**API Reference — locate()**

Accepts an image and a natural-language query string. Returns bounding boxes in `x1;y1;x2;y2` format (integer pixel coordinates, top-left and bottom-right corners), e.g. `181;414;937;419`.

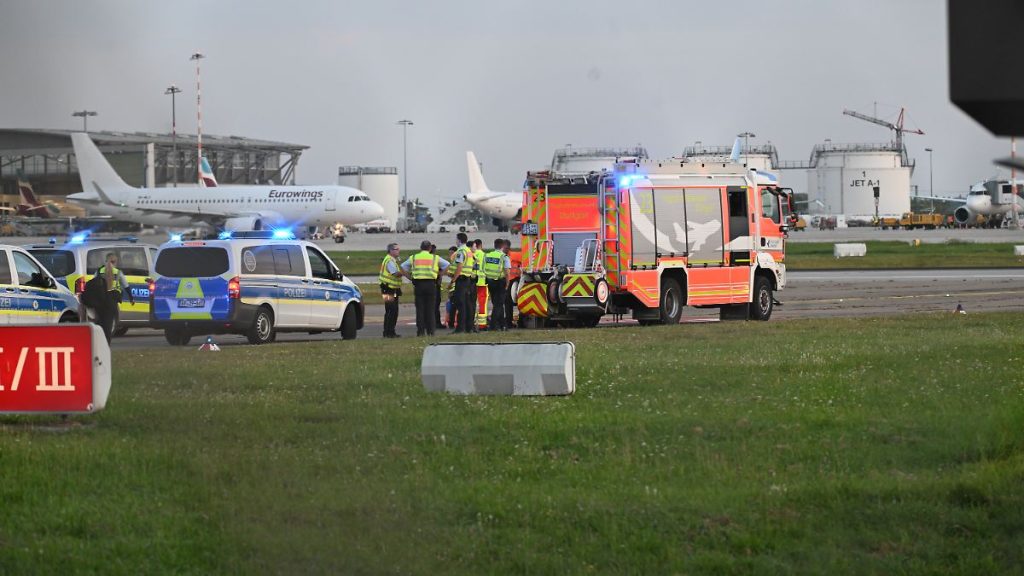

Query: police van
0;244;81;324
150;231;363;345
25;235;158;336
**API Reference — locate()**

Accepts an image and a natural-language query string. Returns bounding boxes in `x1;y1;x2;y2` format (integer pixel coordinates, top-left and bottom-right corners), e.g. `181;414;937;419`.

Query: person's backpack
81;274;107;308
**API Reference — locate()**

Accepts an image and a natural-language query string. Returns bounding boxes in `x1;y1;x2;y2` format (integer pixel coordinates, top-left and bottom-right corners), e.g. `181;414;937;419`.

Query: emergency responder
483;238;511;331
95;251;134;343
430;244;443;329
401;240;449;336
451;233;475;334
501;238;515;329
378;242;405;338
445;245;458;328
472;238;488;330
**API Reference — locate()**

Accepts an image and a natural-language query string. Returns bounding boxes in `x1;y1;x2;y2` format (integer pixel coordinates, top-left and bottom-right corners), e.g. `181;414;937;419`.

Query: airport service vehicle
330;223;347;243
25;235;158;335
898;212;945;230
0;244;80;325
426;221;479;234
149;231;364;346
66;133;385;232
515;159;790;327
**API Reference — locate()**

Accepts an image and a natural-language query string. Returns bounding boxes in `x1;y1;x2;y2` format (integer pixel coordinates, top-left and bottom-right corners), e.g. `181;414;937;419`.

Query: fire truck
514;158;791;327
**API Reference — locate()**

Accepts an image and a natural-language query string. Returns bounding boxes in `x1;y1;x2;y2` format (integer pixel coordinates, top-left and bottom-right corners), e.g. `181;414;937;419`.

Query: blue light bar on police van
169;233;183;242
271;229;294;239
218;231;233;240
69;233;87;244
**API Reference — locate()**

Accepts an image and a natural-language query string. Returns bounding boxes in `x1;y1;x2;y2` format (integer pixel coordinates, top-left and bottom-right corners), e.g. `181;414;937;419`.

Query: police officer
502;238;515;329
430;243;443;329
451;232;475;334
95;252;134;343
401;240;449;336
483;238;511;331
378;242;405;338
472;238;487;330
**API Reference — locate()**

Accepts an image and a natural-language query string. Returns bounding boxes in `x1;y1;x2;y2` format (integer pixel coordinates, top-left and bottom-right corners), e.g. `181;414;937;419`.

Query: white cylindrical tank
338;166;399;229
806;146;911;219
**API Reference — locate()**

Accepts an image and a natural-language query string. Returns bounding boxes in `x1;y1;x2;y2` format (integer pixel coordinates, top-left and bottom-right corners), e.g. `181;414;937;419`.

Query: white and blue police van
0;244;81;324
149;231;363;345
24;234;159;336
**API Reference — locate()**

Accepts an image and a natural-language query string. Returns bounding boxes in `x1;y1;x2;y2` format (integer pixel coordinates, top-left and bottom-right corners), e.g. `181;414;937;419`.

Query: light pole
737;131;755;166
165;85;182;187
190;52;205;185
396;119;413;209
72;110;97;132
924;147;934;212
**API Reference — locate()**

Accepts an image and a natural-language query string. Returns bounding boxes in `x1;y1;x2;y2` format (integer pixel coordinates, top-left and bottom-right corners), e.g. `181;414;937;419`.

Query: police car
150;231;363;345
0;244;81;324
25;235;158;336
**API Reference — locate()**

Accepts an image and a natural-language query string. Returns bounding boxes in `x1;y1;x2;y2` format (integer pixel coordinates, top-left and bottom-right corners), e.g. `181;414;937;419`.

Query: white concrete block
834;243;867;258
1014;245;1024;257
422;342;575;396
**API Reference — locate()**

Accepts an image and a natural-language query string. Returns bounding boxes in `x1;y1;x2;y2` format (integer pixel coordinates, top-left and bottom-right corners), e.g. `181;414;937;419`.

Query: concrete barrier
834;243;867;258
1014;245;1024;257
422;342;575;396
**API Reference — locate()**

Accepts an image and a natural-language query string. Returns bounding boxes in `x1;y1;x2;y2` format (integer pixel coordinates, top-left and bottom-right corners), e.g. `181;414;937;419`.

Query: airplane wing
913;195;967;205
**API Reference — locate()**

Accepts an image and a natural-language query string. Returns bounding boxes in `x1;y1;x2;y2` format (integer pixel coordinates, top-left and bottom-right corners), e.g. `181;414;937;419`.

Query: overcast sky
0;0;1009;201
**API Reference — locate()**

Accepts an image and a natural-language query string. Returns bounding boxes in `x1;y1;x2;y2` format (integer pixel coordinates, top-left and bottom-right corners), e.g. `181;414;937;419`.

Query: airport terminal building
0;129;308;210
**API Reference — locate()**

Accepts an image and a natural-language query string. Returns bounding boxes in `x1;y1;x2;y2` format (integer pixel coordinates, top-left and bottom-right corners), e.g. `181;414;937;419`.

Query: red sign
0;325;96;413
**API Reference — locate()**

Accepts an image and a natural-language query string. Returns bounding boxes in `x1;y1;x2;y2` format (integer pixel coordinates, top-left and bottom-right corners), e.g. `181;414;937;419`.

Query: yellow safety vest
474;250;486;286
378;255;401;289
97;265;122;292
483;249;505;280
457;246;474;277
411;251;439;280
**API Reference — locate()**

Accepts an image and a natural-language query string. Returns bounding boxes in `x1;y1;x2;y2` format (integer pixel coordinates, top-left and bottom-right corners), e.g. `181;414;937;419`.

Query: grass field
2;314;1023;574
329;242;1024;277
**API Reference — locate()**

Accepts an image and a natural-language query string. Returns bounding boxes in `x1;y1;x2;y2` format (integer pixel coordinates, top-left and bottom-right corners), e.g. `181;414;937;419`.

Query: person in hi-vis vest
378;242;406;338
401;240;449;336
472;238;489;330
94;251;134;343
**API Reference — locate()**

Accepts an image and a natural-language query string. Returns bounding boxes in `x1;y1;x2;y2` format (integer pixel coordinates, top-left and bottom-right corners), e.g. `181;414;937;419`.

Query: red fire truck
515;159;791;326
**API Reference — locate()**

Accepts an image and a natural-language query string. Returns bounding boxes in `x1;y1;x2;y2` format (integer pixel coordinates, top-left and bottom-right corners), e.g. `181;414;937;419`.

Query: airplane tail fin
17;178;39;207
730;138;742;163
70;133;132;203
466;151;489;194
199;156;218;187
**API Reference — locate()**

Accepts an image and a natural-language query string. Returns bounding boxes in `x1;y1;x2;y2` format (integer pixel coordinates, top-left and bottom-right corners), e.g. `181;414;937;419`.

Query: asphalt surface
108;268;1024;350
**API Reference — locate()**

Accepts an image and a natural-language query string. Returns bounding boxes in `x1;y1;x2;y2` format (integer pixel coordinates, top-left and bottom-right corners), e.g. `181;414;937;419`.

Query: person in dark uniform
430;243;444;329
95;252;134;344
451;232;475;334
401;240;449;336
483;238;511;331
502;238;515;329
378;243;405;338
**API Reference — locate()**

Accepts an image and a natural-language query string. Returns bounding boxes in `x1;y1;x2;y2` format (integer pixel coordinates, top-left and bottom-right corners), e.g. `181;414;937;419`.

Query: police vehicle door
305;246;341;328
10;250;56;324
272;245;311;328
0;249;15;325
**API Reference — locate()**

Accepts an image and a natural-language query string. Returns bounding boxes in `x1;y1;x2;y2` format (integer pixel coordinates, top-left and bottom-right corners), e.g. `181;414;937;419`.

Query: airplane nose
369;201;384;219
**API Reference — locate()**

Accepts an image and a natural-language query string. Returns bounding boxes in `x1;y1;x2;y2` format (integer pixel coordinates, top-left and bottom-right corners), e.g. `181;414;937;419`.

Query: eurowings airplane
199;156;218;187
464;151;521;222
67;133;384;231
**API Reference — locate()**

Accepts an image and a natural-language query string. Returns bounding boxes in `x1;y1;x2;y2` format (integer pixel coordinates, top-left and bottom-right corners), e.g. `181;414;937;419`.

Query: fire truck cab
516;158;790;327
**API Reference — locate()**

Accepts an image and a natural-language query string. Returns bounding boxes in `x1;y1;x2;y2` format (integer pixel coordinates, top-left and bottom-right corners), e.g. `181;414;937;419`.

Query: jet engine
953;206;977;226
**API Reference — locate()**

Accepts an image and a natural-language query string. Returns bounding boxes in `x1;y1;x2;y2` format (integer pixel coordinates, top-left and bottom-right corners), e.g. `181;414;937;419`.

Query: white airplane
67;133;384;231
952;180;1023;226
465;151;521;223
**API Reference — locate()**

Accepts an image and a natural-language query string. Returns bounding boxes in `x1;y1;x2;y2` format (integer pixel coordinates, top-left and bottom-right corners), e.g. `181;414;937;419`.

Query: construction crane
842;107;924;152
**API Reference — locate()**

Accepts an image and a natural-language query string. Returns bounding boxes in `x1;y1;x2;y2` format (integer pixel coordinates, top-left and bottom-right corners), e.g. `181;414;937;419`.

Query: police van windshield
155;247;229;278
27;249;75;277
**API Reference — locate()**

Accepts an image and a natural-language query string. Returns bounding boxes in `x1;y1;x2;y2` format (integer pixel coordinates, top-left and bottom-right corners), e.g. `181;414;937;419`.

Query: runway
107;268;1024;349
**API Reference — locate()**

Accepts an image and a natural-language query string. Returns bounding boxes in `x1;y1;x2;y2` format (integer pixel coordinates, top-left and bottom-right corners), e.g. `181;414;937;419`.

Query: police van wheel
340;308;358;340
749;276;773;321
59;312;78;323
165;329;191;346
113;322;129;337
248;307;276;345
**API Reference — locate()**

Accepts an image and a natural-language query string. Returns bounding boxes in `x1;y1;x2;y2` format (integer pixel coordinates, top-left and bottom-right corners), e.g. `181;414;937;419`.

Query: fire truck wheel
547;279;560;305
750;276;773;321
509;279;520;303
659;278;683;325
594;278;609;306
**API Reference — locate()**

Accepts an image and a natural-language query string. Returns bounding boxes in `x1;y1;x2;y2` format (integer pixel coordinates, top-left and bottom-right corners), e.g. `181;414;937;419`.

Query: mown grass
331;242;1024;276
3;314;1022;574
785;241;1023;269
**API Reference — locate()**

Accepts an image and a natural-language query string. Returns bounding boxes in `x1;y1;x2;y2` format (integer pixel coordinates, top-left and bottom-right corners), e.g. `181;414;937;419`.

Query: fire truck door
726;187;752;303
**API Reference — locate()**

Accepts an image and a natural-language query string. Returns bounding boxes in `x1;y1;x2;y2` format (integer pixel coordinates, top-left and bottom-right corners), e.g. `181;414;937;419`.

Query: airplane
16;177;61;218
67;133;384;231
464;151;521;224
916;178;1024;226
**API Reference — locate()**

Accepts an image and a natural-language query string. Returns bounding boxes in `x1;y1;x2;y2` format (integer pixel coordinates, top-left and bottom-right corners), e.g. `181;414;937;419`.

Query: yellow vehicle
879;216;901;230
899;212;945;230
25;235;159;336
